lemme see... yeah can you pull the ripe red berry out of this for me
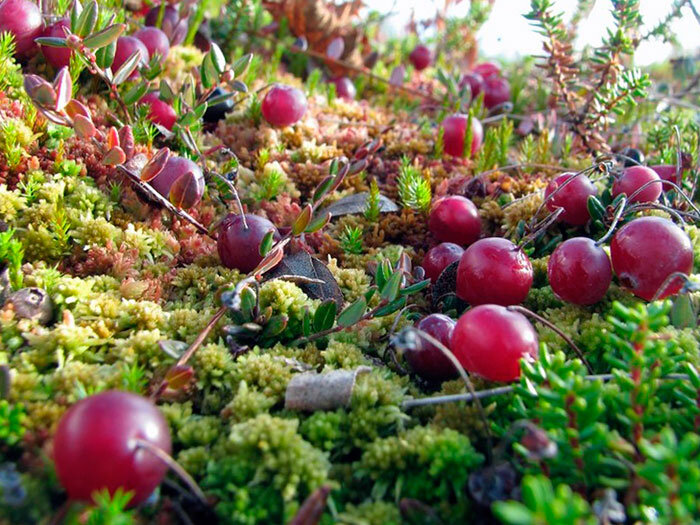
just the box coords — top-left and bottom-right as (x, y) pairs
(149, 156), (204, 205)
(544, 172), (597, 226)
(0, 0), (43, 57)
(409, 44), (432, 71)
(548, 237), (612, 305)
(53, 391), (171, 506)
(112, 36), (149, 80)
(41, 19), (72, 69)
(612, 165), (662, 204)
(459, 72), (483, 99)
(330, 76), (356, 100)
(429, 196), (481, 246)
(650, 164), (679, 183)
(610, 216), (693, 301)
(422, 242), (465, 283)
(140, 92), (177, 131)
(261, 84), (308, 127)
(145, 4), (179, 29)
(472, 62), (501, 79)
(451, 304), (538, 382)
(483, 76), (511, 110)
(456, 238), (533, 306)
(133, 27), (170, 63)
(441, 114), (484, 157)
(218, 214), (281, 273)
(404, 314), (458, 382)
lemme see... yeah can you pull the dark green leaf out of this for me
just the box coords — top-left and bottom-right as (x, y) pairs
(400, 279), (430, 296)
(231, 53), (253, 76)
(671, 294), (696, 328)
(259, 230), (275, 257)
(112, 50), (142, 85)
(380, 271), (402, 302)
(305, 212), (331, 233)
(313, 300), (337, 332)
(74, 0), (98, 37)
(96, 41), (116, 69)
(337, 297), (366, 327)
(35, 37), (69, 48)
(587, 195), (605, 223)
(123, 82), (148, 105)
(83, 23), (124, 49)
(374, 296), (406, 317)
(262, 315), (288, 339)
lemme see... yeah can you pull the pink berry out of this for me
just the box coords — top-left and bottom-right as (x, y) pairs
(261, 84), (307, 127)
(53, 391), (171, 506)
(429, 196), (481, 246)
(41, 19), (72, 69)
(544, 172), (597, 226)
(472, 62), (501, 79)
(217, 214), (281, 273)
(650, 164), (680, 183)
(145, 4), (179, 28)
(149, 156), (204, 204)
(422, 242), (465, 283)
(456, 237), (533, 306)
(451, 304), (538, 382)
(409, 44), (432, 71)
(459, 72), (483, 99)
(441, 114), (484, 157)
(483, 76), (511, 109)
(112, 36), (149, 80)
(610, 216), (693, 301)
(404, 314), (458, 382)
(0, 0), (43, 57)
(133, 27), (170, 63)
(140, 92), (177, 131)
(548, 237), (612, 305)
(330, 76), (356, 100)
(612, 165), (662, 204)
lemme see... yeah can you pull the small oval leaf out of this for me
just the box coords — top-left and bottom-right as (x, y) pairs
(112, 50), (142, 85)
(337, 297), (366, 327)
(83, 23), (125, 49)
(74, 0), (98, 37)
(292, 204), (313, 235)
(102, 146), (126, 166)
(313, 300), (337, 332)
(169, 171), (202, 209)
(74, 114), (96, 139)
(53, 67), (72, 112)
(141, 147), (170, 181)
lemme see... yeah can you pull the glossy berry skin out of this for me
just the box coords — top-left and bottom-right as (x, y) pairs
(0, 0), (43, 56)
(544, 172), (597, 226)
(404, 314), (458, 382)
(41, 19), (72, 69)
(456, 238), (533, 306)
(441, 114), (484, 157)
(140, 92), (177, 131)
(472, 62), (501, 79)
(459, 72), (483, 99)
(548, 237), (612, 305)
(429, 196), (481, 247)
(133, 27), (170, 63)
(330, 77), (356, 100)
(409, 45), (432, 71)
(610, 216), (693, 301)
(261, 84), (307, 127)
(113, 36), (148, 80)
(451, 305), (538, 382)
(483, 76), (511, 110)
(612, 165), (662, 204)
(218, 214), (281, 273)
(203, 86), (234, 123)
(53, 391), (171, 506)
(149, 156), (204, 204)
(422, 242), (465, 283)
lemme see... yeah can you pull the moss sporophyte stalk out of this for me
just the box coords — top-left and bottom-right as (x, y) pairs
(1, 0), (700, 522)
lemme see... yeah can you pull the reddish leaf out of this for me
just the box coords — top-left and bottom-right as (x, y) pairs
(53, 67), (72, 112)
(103, 146), (126, 166)
(169, 171), (203, 209)
(141, 147), (170, 182)
(118, 126), (135, 160)
(65, 99), (92, 120)
(165, 364), (194, 390)
(74, 115), (96, 139)
(291, 204), (312, 235)
(106, 126), (120, 150)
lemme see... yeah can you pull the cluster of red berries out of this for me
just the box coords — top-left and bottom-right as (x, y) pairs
(460, 62), (511, 110)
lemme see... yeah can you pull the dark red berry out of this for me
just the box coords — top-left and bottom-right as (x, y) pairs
(261, 84), (307, 127)
(544, 172), (597, 226)
(144, 4), (179, 29)
(422, 242), (465, 283)
(409, 45), (432, 71)
(548, 237), (612, 305)
(330, 77), (356, 100)
(0, 0), (42, 56)
(429, 196), (481, 246)
(41, 19), (72, 69)
(610, 216), (693, 301)
(612, 165), (662, 204)
(140, 92), (177, 131)
(53, 391), (171, 506)
(218, 214), (281, 273)
(149, 156), (204, 205)
(472, 62), (501, 79)
(483, 76), (511, 109)
(404, 314), (458, 382)
(456, 238), (533, 306)
(133, 27), (170, 63)
(441, 114), (484, 157)
(451, 304), (538, 382)
(459, 72), (483, 99)
(650, 164), (680, 183)
(112, 36), (148, 80)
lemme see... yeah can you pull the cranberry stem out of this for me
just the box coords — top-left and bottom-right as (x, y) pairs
(517, 207), (563, 250)
(595, 196), (627, 246)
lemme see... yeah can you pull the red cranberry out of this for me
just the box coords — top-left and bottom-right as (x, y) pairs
(451, 304), (538, 382)
(112, 36), (148, 80)
(650, 164), (680, 183)
(41, 19), (72, 69)
(459, 72), (483, 99)
(544, 172), (597, 226)
(330, 76), (356, 100)
(456, 238), (533, 306)
(441, 114), (484, 157)
(140, 92), (177, 131)
(404, 314), (458, 382)
(145, 4), (179, 28)
(612, 166), (662, 204)
(610, 216), (693, 301)
(133, 27), (170, 63)
(422, 242), (465, 283)
(149, 156), (204, 204)
(0, 0), (43, 56)
(483, 76), (511, 109)
(548, 237), (612, 305)
(218, 214), (281, 273)
(409, 44), (432, 71)
(472, 62), (501, 78)
(53, 391), (171, 506)
(261, 84), (307, 127)
(429, 196), (481, 246)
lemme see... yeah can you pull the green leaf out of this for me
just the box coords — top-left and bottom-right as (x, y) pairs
(96, 41), (116, 69)
(491, 502), (533, 525)
(200, 52), (218, 89)
(74, 0), (98, 37)
(112, 51), (142, 85)
(671, 294), (696, 328)
(587, 195), (605, 223)
(292, 204), (312, 235)
(35, 37), (69, 48)
(380, 270), (402, 302)
(302, 308), (312, 337)
(122, 82), (148, 105)
(313, 300), (337, 332)
(400, 279), (430, 296)
(159, 79), (174, 102)
(305, 212), (331, 234)
(83, 23), (125, 49)
(262, 315), (288, 339)
(209, 43), (226, 74)
(231, 53), (253, 76)
(337, 297), (366, 327)
(373, 296), (406, 317)
(259, 230), (275, 257)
